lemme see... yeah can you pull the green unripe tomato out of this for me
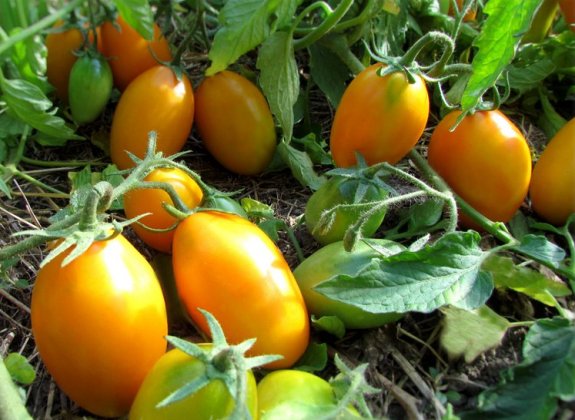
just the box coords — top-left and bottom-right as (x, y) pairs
(304, 175), (388, 245)
(68, 53), (113, 124)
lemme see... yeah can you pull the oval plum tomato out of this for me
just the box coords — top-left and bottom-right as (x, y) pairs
(31, 235), (168, 418)
(124, 167), (203, 253)
(529, 118), (575, 225)
(330, 63), (429, 167)
(560, 0), (575, 31)
(172, 211), (309, 369)
(68, 52), (113, 124)
(427, 110), (532, 229)
(293, 239), (405, 329)
(257, 370), (359, 419)
(101, 16), (172, 91)
(109, 65), (194, 170)
(194, 71), (277, 175)
(304, 175), (388, 245)
(129, 346), (257, 420)
(45, 21), (102, 101)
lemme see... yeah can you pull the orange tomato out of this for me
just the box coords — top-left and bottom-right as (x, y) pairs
(330, 63), (429, 167)
(45, 21), (102, 101)
(124, 167), (204, 253)
(560, 0), (575, 31)
(172, 211), (310, 369)
(529, 118), (575, 225)
(109, 65), (195, 170)
(448, 0), (477, 22)
(194, 71), (277, 175)
(428, 110), (532, 229)
(31, 235), (168, 417)
(101, 16), (172, 91)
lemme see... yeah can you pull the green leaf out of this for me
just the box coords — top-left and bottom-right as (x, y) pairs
(506, 59), (556, 95)
(291, 134), (332, 166)
(311, 315), (346, 339)
(512, 234), (566, 268)
(440, 305), (510, 363)
(256, 30), (299, 142)
(1, 77), (81, 140)
(309, 41), (349, 107)
(315, 231), (494, 314)
(206, 0), (286, 75)
(4, 353), (35, 385)
(113, 0), (155, 40)
(463, 318), (575, 419)
(461, 0), (541, 112)
(277, 141), (326, 190)
(294, 342), (328, 372)
(483, 254), (571, 306)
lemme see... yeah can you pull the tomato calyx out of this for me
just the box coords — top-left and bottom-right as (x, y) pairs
(158, 309), (282, 420)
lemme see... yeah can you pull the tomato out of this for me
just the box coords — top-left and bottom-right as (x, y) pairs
(68, 52), (113, 124)
(257, 370), (359, 419)
(31, 235), (168, 417)
(124, 167), (203, 253)
(427, 110), (532, 229)
(194, 71), (277, 175)
(529, 118), (575, 225)
(448, 0), (477, 22)
(172, 211), (309, 369)
(293, 239), (405, 329)
(560, 0), (575, 31)
(329, 63), (429, 167)
(129, 346), (257, 419)
(109, 65), (195, 170)
(45, 21), (102, 101)
(101, 16), (172, 91)
(304, 175), (388, 245)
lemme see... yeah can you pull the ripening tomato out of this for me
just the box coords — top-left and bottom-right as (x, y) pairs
(194, 71), (277, 175)
(129, 346), (257, 420)
(45, 21), (102, 101)
(110, 65), (195, 170)
(293, 239), (405, 329)
(560, 0), (575, 31)
(304, 175), (388, 245)
(257, 370), (359, 419)
(172, 211), (309, 369)
(529, 118), (575, 225)
(101, 16), (172, 91)
(428, 110), (532, 229)
(448, 0), (477, 22)
(124, 167), (204, 253)
(330, 63), (429, 167)
(31, 235), (168, 418)
(68, 52), (113, 124)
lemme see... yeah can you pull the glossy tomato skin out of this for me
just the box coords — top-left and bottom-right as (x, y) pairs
(46, 21), (102, 101)
(68, 53), (113, 124)
(427, 110), (532, 229)
(293, 239), (405, 329)
(529, 118), (575, 225)
(330, 63), (429, 167)
(101, 16), (172, 91)
(194, 71), (277, 175)
(304, 175), (388, 245)
(257, 370), (359, 419)
(110, 65), (194, 170)
(129, 346), (257, 420)
(124, 167), (204, 253)
(31, 235), (168, 418)
(172, 211), (309, 369)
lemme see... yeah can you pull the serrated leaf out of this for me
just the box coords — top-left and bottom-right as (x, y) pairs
(294, 342), (328, 372)
(113, 0), (154, 40)
(206, 0), (284, 75)
(315, 231), (494, 314)
(291, 134), (332, 166)
(1, 77), (81, 140)
(440, 305), (510, 363)
(463, 318), (575, 420)
(311, 315), (346, 339)
(512, 234), (566, 268)
(506, 59), (556, 94)
(277, 141), (326, 190)
(309, 40), (349, 107)
(461, 0), (541, 111)
(483, 254), (571, 306)
(4, 353), (36, 385)
(257, 30), (299, 142)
